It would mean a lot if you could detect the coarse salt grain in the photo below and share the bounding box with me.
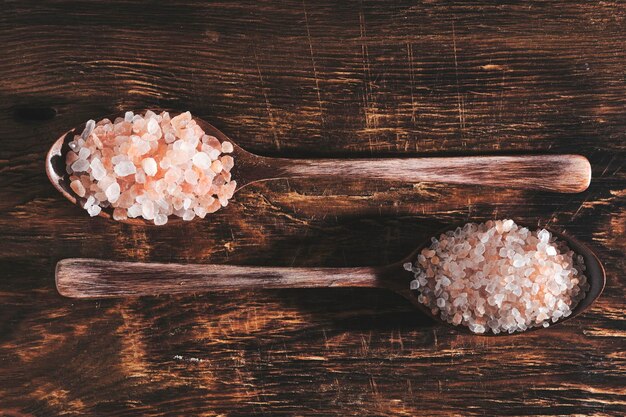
[105,182,121,202]
[192,152,212,169]
[142,157,157,176]
[221,141,234,153]
[408,219,589,334]
[65,111,237,225]
[70,179,86,197]
[114,160,136,177]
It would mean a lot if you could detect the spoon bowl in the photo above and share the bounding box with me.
[384,223,606,336]
[46,110,592,225]
[55,223,605,336]
[45,109,264,225]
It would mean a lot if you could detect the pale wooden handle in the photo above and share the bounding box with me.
[56,258,383,299]
[278,154,591,193]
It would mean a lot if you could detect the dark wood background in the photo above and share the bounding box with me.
[1,1,625,415]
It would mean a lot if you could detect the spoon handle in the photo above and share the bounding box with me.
[56,258,387,299]
[274,154,591,193]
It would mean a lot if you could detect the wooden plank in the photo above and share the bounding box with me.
[0,0,624,415]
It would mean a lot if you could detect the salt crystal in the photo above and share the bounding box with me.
[70,179,86,197]
[112,208,127,220]
[160,158,172,170]
[211,160,223,173]
[141,200,155,220]
[135,139,151,156]
[473,324,486,334]
[184,169,199,185]
[221,141,234,153]
[194,206,207,218]
[153,214,168,226]
[111,154,126,164]
[207,148,221,160]
[218,195,229,207]
[84,196,95,209]
[142,158,157,176]
[192,152,211,169]
[135,169,146,184]
[128,204,142,218]
[114,161,137,177]
[87,204,101,216]
[538,229,550,242]
[105,182,121,203]
[71,159,90,172]
[78,147,91,160]
[221,155,235,172]
[164,132,176,143]
[82,120,96,140]
[147,118,160,135]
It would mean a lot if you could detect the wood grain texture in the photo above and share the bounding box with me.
[276,154,592,193]
[1,0,625,416]
[56,258,389,298]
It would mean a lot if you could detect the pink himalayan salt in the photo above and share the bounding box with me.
[70,179,86,197]
[142,158,157,176]
[65,110,237,224]
[405,219,589,334]
[221,141,234,153]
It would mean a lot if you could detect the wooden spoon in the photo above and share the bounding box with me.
[46,110,592,225]
[55,225,605,336]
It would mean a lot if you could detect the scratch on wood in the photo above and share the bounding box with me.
[359,4,375,153]
[302,0,325,127]
[601,155,616,177]
[498,69,506,124]
[254,50,281,150]
[451,22,466,135]
[570,193,591,221]
[407,42,417,125]
[545,193,578,227]
[370,376,379,396]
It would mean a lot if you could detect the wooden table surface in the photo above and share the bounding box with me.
[1,1,625,415]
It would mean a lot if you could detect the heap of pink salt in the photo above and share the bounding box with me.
[66,110,236,225]
[404,219,589,334]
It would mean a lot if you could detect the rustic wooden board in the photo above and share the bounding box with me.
[0,0,625,415]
